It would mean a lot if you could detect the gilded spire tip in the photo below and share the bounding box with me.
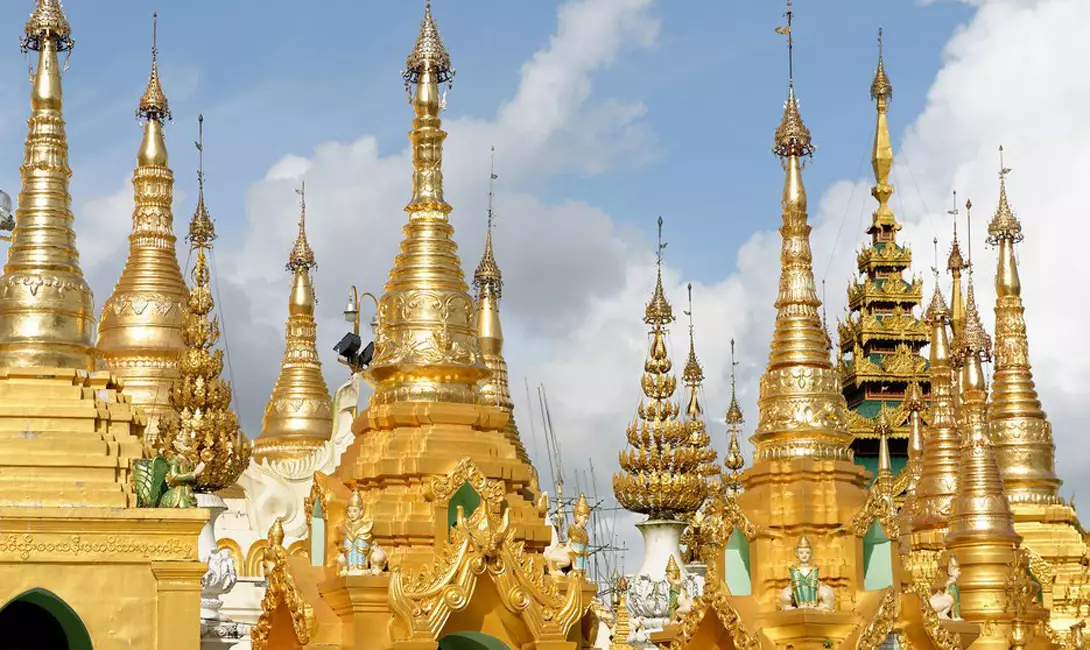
[645,217,674,325]
[876,405,893,473]
[403,0,454,88]
[682,283,703,385]
[870,27,893,102]
[22,0,73,53]
[726,338,744,425]
[473,147,503,298]
[946,191,967,272]
[773,2,814,159]
[137,11,170,122]
[986,145,1023,244]
[187,114,215,247]
[287,181,315,272]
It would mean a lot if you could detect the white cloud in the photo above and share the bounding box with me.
[528,0,1090,549]
[71,0,1090,565]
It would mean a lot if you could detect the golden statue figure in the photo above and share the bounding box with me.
[779,536,835,611]
[336,489,388,576]
[929,554,963,621]
[546,493,592,576]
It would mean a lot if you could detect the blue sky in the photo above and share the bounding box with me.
[0,0,969,280]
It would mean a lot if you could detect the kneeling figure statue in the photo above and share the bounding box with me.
[779,536,835,611]
[929,555,962,621]
[337,488,388,576]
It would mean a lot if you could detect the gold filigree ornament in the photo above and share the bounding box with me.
[389,460,588,644]
[156,116,251,490]
[666,589,762,650]
[856,588,900,650]
[251,518,315,650]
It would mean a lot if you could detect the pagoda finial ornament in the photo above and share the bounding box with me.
[367,0,488,407]
[252,182,334,463]
[870,27,893,102]
[984,148,1062,505]
[474,149,531,465]
[613,218,708,519]
[754,4,850,462]
[98,13,189,444]
[0,0,97,370]
[137,12,169,122]
[156,115,251,492]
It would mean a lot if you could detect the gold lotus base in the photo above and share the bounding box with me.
[0,506,208,649]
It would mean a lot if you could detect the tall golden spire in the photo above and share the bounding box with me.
[157,116,251,491]
[946,265,1021,627]
[984,148,1062,504]
[367,0,488,406]
[99,12,189,444]
[724,339,745,489]
[838,28,929,458]
[0,0,96,370]
[253,183,334,463]
[911,279,960,541]
[947,193,968,337]
[754,3,851,462]
[613,218,708,519]
[474,150,530,465]
[681,283,719,480]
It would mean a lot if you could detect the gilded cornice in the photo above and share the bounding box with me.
[0,0,97,370]
[99,22,188,444]
[840,343,928,387]
[846,277,924,312]
[856,242,912,272]
[838,308,930,349]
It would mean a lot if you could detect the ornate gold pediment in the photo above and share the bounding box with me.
[251,521,315,650]
[389,459,590,644]
[665,588,762,650]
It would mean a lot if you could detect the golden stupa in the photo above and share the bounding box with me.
[0,2,207,648]
[639,6,1074,650]
[98,12,189,447]
[252,185,334,463]
[253,4,592,648]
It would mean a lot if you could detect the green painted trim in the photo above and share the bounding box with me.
[1,588,93,650]
[724,528,752,596]
[862,520,894,591]
[447,482,482,531]
[439,632,511,650]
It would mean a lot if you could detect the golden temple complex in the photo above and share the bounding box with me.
[0,1,1085,650]
[838,31,930,477]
